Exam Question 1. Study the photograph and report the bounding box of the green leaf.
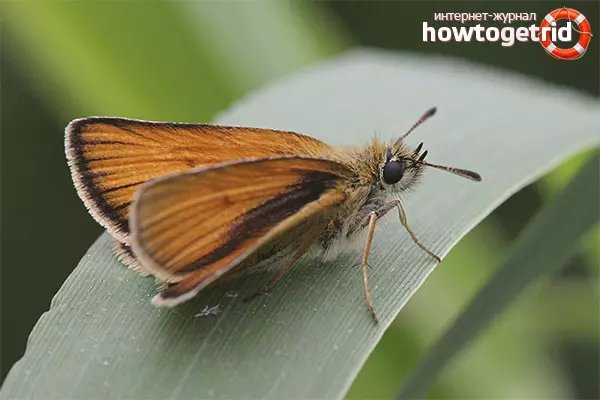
[1,50,599,399]
[397,153,600,399]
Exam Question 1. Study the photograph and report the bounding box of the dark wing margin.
[65,118,130,242]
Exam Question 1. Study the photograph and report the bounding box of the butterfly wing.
[65,118,332,243]
[129,156,353,307]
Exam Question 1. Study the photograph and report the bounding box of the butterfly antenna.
[394,107,437,148]
[421,160,482,181]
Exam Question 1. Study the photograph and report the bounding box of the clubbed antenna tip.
[395,106,438,145]
[423,107,437,119]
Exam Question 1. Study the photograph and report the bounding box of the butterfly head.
[379,144,426,193]
[378,107,481,193]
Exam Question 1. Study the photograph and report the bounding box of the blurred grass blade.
[0,1,231,121]
[180,1,345,93]
[1,50,599,399]
[397,153,600,399]
[0,1,342,121]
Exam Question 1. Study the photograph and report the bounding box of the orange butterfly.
[66,107,481,322]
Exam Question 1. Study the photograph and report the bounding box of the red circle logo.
[539,7,593,60]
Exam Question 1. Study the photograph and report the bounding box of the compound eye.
[382,161,405,185]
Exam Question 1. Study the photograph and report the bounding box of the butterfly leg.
[360,200,440,323]
[244,238,313,302]
[359,202,405,323]
[362,211,380,323]
[392,200,441,263]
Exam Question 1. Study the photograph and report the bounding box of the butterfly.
[66,107,481,322]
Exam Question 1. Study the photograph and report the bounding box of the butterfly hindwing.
[129,156,353,306]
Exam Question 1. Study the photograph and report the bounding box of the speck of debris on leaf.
[194,304,222,317]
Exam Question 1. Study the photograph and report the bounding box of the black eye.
[382,161,405,185]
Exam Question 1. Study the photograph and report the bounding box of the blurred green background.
[1,1,598,398]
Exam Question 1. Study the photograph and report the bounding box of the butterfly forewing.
[66,118,333,243]
[129,156,353,305]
